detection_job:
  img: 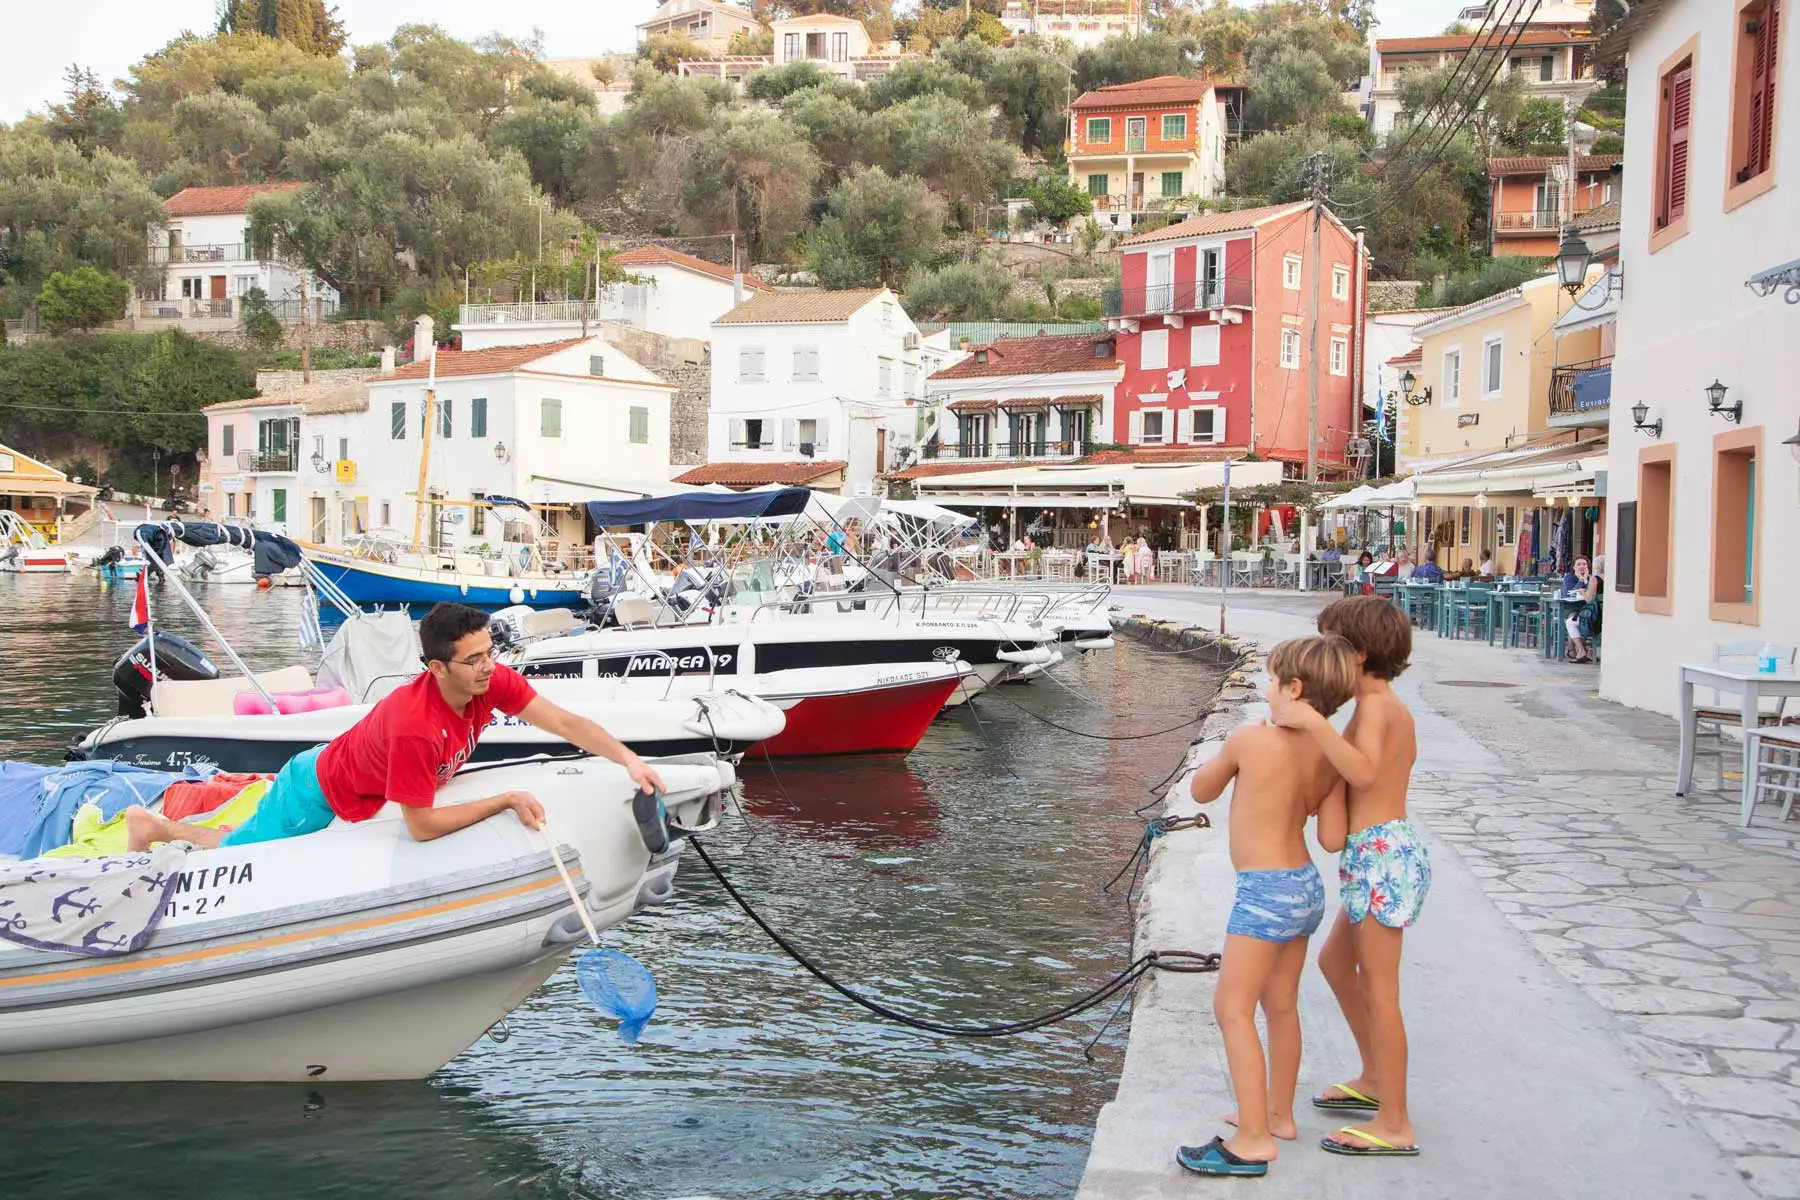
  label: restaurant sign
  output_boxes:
[1457,414,1480,428]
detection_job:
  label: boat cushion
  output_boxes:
[155,666,316,719]
[232,686,354,716]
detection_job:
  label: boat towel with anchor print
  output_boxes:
[0,845,185,956]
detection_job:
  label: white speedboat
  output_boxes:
[0,754,733,1082]
[0,511,74,573]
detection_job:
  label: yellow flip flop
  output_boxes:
[1321,1126,1420,1157]
[1311,1083,1379,1112]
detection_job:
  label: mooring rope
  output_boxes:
[980,686,1216,741]
[1102,813,1211,905]
[686,833,1219,1038]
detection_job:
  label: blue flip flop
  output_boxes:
[1176,1135,1271,1177]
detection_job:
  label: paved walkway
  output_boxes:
[1078,585,1800,1199]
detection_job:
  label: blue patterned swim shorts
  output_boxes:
[1340,818,1432,928]
[1227,865,1326,944]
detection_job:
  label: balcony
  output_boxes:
[132,296,338,323]
[1105,277,1252,319]
[924,439,1093,461]
[148,243,246,264]
[1495,209,1563,233]
[238,449,299,473]
[1549,358,1612,425]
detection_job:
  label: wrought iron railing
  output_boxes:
[148,243,245,264]
[1549,357,1612,416]
[457,300,606,325]
[1495,209,1563,232]
[1104,277,1252,318]
[238,449,299,472]
[923,439,1093,461]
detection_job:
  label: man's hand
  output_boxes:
[494,790,546,830]
[624,754,665,796]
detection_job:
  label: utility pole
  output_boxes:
[1563,96,1579,227]
[298,269,313,384]
[1304,152,1328,485]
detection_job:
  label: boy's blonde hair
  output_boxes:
[1266,635,1359,717]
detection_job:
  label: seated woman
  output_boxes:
[1564,555,1603,663]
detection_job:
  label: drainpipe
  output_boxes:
[734,272,746,306]
[1352,225,1367,478]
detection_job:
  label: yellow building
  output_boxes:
[0,441,98,540]
[1396,270,1608,575]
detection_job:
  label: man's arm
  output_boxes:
[1269,695,1385,793]
[517,696,666,794]
[402,790,545,842]
[1188,729,1243,804]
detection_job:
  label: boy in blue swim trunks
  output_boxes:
[1271,595,1428,1160]
[1176,636,1357,1179]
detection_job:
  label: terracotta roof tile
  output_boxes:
[885,460,1020,482]
[931,333,1120,380]
[165,183,304,217]
[384,339,591,381]
[674,460,847,486]
[947,398,998,411]
[1570,199,1621,231]
[1000,396,1050,410]
[714,289,885,325]
[1070,74,1238,111]
[1053,393,1104,406]
[1388,346,1423,366]
[1487,154,1622,176]
[612,245,768,289]
[1119,200,1311,247]
[1378,30,1593,53]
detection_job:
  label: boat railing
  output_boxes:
[134,526,280,709]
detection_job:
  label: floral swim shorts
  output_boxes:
[1340,818,1431,928]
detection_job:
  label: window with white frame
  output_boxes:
[877,359,894,397]
[738,345,766,383]
[1140,329,1169,370]
[1188,406,1226,444]
[1329,337,1348,376]
[1443,348,1462,407]
[1190,323,1220,366]
[792,345,820,381]
[1481,334,1503,397]
[1134,408,1168,445]
[1280,328,1300,368]
[1331,265,1350,300]
[1282,255,1302,290]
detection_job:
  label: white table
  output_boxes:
[1676,663,1800,796]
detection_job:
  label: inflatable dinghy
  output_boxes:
[0,755,733,1082]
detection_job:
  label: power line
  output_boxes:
[1369,0,1527,181]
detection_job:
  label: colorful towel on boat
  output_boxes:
[0,845,186,956]
[0,761,216,860]
[43,781,270,859]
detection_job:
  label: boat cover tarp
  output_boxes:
[585,488,811,526]
[316,611,422,703]
[0,760,211,860]
[0,843,186,956]
[135,522,305,576]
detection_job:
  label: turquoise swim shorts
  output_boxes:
[219,745,336,846]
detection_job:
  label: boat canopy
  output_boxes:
[584,488,812,526]
[135,521,303,575]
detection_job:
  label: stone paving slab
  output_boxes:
[1080,587,1785,1199]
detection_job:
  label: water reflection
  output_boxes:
[0,573,1226,1197]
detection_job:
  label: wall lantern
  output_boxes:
[1630,401,1664,438]
[1783,419,1800,464]
[1556,227,1593,295]
[1400,368,1432,407]
[1704,380,1742,424]
[494,440,511,462]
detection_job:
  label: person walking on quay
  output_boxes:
[1271,596,1427,1159]
[1175,636,1358,1177]
[124,602,664,851]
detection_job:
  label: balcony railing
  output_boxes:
[148,243,246,264]
[924,439,1093,461]
[1090,192,1194,215]
[1549,358,1612,417]
[132,296,338,322]
[1495,209,1563,232]
[238,449,298,473]
[1105,277,1252,318]
[458,300,606,326]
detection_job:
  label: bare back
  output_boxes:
[1221,724,1340,871]
[1341,682,1417,832]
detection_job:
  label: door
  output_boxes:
[1064,407,1089,454]
[1147,252,1174,314]
[1126,116,1146,152]
[875,428,888,473]
[309,497,327,543]
[209,275,228,317]
[1130,172,1145,199]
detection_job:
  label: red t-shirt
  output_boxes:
[315,665,538,822]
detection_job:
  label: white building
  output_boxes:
[683,288,926,495]
[138,184,339,329]
[920,333,1125,466]
[1596,0,1799,717]
[1363,27,1599,137]
[1012,0,1146,49]
[636,0,763,54]
[683,14,917,87]
[456,248,765,350]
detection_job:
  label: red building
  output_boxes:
[1109,200,1366,478]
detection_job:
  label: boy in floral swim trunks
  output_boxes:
[1175,636,1358,1179]
[1271,595,1428,1160]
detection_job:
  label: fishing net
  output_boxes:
[575,949,658,1043]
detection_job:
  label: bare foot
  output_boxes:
[1220,1132,1278,1163]
[1222,1111,1298,1140]
[123,806,166,852]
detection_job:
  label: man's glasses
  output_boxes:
[448,650,495,669]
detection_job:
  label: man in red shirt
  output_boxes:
[125,603,664,849]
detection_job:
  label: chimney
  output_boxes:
[412,314,435,360]
[380,345,397,376]
[733,272,746,306]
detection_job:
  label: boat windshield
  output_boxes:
[729,559,781,607]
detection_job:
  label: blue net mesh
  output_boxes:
[574,949,658,1042]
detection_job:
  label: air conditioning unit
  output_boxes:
[902,332,920,350]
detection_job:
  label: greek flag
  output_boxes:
[689,527,704,555]
[298,587,324,651]
[1374,365,1388,443]
[608,546,630,588]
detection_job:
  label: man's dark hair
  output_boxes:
[419,602,493,665]
[1317,595,1412,680]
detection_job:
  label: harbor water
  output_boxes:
[0,573,1227,1198]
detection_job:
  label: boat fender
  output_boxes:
[508,586,525,604]
[633,788,670,855]
[636,873,676,907]
[256,576,273,591]
[460,582,468,596]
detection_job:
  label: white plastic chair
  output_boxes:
[1742,729,1800,826]
[1696,642,1797,791]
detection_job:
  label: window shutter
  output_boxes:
[816,418,830,450]
[731,418,746,447]
[1665,67,1693,222]
[1210,408,1227,444]
[1754,1,1780,175]
[1128,409,1143,444]
[781,418,797,450]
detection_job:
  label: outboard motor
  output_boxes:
[113,632,219,719]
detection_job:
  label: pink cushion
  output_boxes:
[233,686,355,716]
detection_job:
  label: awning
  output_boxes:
[912,459,1286,508]
[947,398,998,412]
[1411,441,1604,499]
[1321,485,1380,511]
[999,397,1048,410]
[585,488,812,525]
[0,477,99,500]
[1052,394,1104,407]
[528,474,731,504]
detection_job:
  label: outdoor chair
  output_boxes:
[1509,599,1544,649]
[1741,729,1800,826]
[1229,559,1259,589]
[1695,642,1799,791]
[1442,587,1492,640]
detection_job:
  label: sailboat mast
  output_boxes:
[412,342,438,553]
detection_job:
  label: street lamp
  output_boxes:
[1556,227,1593,295]
[1630,401,1664,438]
[1704,379,1742,423]
[1400,368,1432,407]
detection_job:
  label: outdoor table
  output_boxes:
[1677,663,1800,796]
[1488,589,1545,648]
